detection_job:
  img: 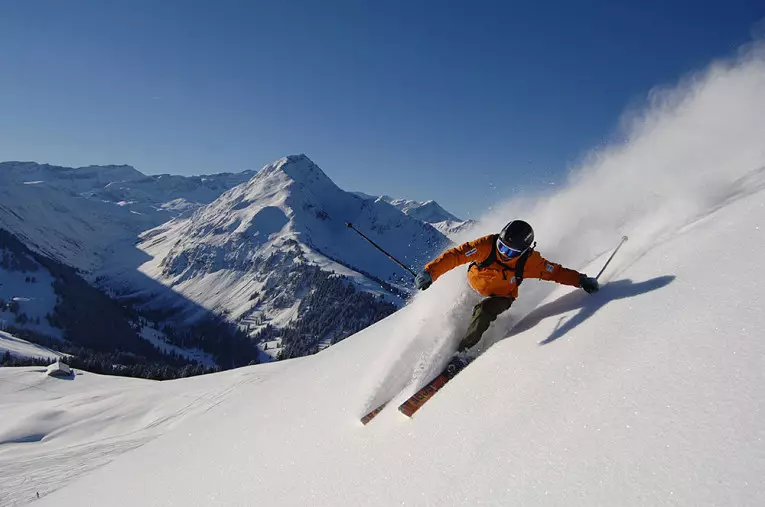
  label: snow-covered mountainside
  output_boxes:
[86,169,257,217]
[0,162,146,192]
[149,156,446,283]
[0,227,234,372]
[379,195,461,223]
[0,161,256,217]
[0,239,62,340]
[0,166,259,368]
[110,155,450,357]
[0,330,66,361]
[430,218,476,238]
[0,162,255,271]
[355,192,474,239]
[0,171,152,272]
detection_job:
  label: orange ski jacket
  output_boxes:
[424,234,581,299]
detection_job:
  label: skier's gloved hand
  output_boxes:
[415,270,433,291]
[579,274,599,294]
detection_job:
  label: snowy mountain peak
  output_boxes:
[253,154,339,194]
[157,155,448,276]
[134,156,450,350]
[218,154,349,224]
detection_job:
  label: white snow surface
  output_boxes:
[431,218,476,239]
[355,192,472,238]
[376,195,462,223]
[0,173,154,272]
[4,41,765,507]
[0,331,65,361]
[0,362,289,506]
[0,162,255,271]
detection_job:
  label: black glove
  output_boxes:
[415,270,433,291]
[579,274,599,294]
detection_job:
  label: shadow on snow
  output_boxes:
[507,276,676,345]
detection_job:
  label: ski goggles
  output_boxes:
[496,238,525,259]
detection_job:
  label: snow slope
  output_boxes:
[430,217,476,239]
[0,163,145,193]
[0,162,255,271]
[0,361,289,505]
[16,179,765,506]
[377,195,462,223]
[87,169,257,217]
[5,39,765,507]
[0,161,256,217]
[355,191,474,239]
[0,331,65,361]
[0,173,154,272]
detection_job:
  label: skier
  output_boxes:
[415,220,599,363]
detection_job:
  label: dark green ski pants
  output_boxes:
[457,296,514,352]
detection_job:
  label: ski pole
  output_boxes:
[345,222,417,278]
[596,235,628,280]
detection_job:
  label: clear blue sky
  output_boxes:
[1,1,762,218]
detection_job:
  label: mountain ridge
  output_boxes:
[353,191,473,239]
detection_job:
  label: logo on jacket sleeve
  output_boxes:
[545,263,554,273]
[465,248,478,257]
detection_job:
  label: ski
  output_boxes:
[360,401,390,425]
[397,357,468,418]
[361,357,471,424]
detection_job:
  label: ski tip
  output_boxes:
[360,402,388,425]
[398,403,418,418]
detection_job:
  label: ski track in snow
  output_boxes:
[0,363,291,506]
[1,436,150,505]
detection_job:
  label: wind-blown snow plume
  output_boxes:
[467,40,765,314]
[489,41,765,275]
[368,40,765,396]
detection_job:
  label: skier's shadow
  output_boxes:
[508,276,676,345]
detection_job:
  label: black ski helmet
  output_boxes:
[499,220,534,251]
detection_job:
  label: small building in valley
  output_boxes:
[46,359,72,378]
